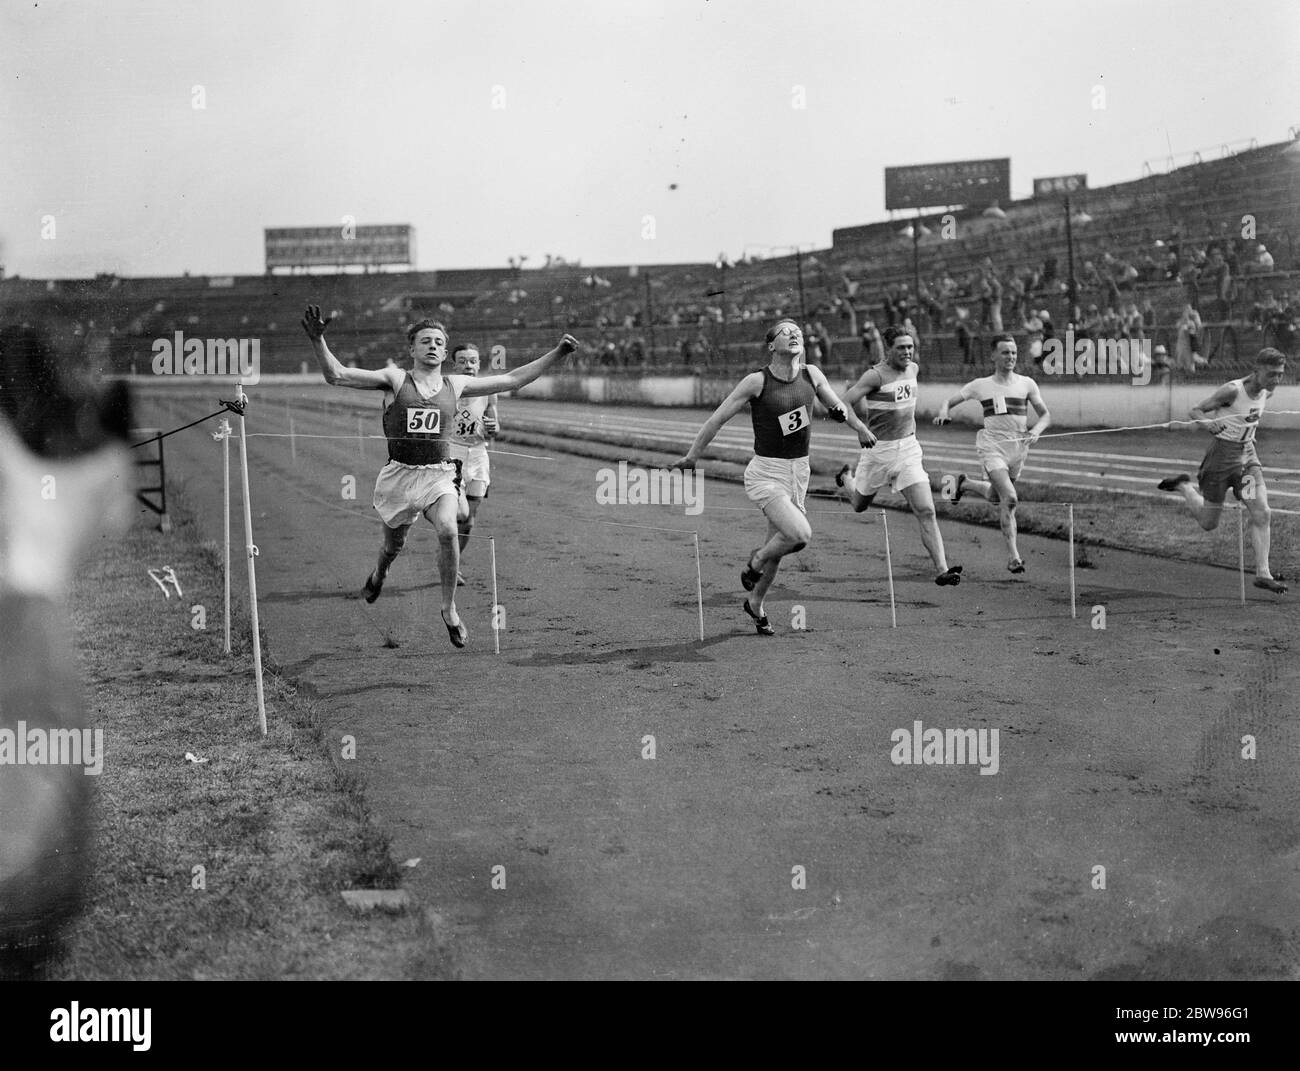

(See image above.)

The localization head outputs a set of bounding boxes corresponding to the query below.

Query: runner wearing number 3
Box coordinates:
[834,325,963,586]
[302,306,576,647]
[669,318,875,636]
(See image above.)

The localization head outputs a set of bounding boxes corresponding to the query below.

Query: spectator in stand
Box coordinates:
[1249,243,1275,274]
[1101,307,1123,338]
[1079,304,1103,342]
[861,320,884,363]
[988,270,1004,333]
[1175,303,1205,372]
[1253,290,1282,326]
[1200,246,1232,322]
[1007,273,1027,325]
[1042,257,1058,287]
[955,307,975,367]
[1151,343,1172,383]
[1137,251,1158,282]
[1121,301,1145,340]
[882,286,898,328]
[977,274,994,330]
[804,322,824,363]
[1164,250,1182,281]
[1022,310,1045,368]
[812,321,832,364]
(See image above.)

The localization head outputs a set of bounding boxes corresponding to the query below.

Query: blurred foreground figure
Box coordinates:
[0,325,132,979]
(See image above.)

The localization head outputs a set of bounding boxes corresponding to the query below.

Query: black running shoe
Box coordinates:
[743,599,775,636]
[741,549,763,591]
[1157,474,1191,492]
[363,570,384,603]
[935,565,963,586]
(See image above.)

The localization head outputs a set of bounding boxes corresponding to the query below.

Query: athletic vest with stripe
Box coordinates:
[383,372,457,464]
[961,373,1032,432]
[862,362,918,440]
[750,366,816,459]
[1214,378,1268,443]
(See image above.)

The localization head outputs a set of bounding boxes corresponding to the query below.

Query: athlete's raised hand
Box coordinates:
[301,304,332,340]
[558,334,579,357]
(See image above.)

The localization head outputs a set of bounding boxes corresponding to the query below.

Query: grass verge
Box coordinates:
[50,484,459,980]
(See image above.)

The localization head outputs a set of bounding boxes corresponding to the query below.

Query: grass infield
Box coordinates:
[50,485,459,981]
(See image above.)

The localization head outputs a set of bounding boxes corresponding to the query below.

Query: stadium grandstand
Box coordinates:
[2,136,1297,384]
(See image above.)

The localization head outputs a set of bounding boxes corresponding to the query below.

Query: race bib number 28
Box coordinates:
[406,408,441,433]
[778,406,810,435]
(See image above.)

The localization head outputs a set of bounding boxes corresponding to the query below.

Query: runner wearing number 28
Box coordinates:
[669,318,875,636]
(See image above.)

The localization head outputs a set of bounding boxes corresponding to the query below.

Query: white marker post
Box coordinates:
[881,510,897,628]
[692,531,705,642]
[490,536,500,656]
[289,416,296,464]
[1068,504,1077,619]
[218,418,232,655]
[357,415,365,460]
[236,387,268,735]
[1237,505,1246,605]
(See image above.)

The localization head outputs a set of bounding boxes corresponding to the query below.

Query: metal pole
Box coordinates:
[221,419,231,655]
[693,532,705,643]
[795,248,807,324]
[913,212,922,300]
[720,262,729,366]
[235,387,268,735]
[1064,195,1078,326]
[644,270,656,363]
[881,510,897,629]
[490,537,501,655]
[1068,504,1077,619]
[1237,506,1246,605]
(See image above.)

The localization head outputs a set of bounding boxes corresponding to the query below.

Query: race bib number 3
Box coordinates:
[778,406,809,435]
[407,408,441,434]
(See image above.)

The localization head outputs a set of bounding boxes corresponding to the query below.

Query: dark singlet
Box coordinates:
[751,366,816,459]
[383,372,457,464]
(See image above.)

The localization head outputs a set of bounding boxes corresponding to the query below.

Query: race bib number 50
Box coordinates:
[778,406,810,435]
[407,408,441,434]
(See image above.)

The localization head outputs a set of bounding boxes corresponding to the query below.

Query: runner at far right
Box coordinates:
[1156,347,1288,593]
[933,334,1050,574]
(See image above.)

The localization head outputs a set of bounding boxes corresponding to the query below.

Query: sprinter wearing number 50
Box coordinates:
[302,306,577,647]
[670,318,875,636]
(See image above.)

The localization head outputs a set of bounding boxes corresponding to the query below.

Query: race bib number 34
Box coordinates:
[406,408,441,434]
[778,406,810,435]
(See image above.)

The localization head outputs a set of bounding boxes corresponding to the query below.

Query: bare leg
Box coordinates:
[900,480,954,575]
[1243,476,1285,590]
[1170,480,1223,531]
[748,497,812,622]
[424,494,462,623]
[985,469,1022,567]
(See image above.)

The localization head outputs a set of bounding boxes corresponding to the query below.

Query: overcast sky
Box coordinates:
[2,0,1296,279]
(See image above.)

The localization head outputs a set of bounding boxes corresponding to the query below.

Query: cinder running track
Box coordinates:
[129,387,1300,980]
